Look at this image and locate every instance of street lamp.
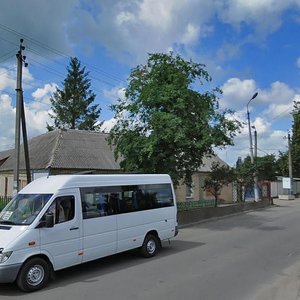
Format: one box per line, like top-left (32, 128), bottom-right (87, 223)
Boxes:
top-left (247, 92), bottom-right (259, 202)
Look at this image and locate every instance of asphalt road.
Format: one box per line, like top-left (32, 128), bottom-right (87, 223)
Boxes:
top-left (2, 199), bottom-right (300, 300)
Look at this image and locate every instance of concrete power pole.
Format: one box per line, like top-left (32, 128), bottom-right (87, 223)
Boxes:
top-left (254, 129), bottom-right (257, 158)
top-left (13, 39), bottom-right (30, 194)
top-left (288, 132), bottom-right (293, 195)
top-left (247, 92), bottom-right (259, 202)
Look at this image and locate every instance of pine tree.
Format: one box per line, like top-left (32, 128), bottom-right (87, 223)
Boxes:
top-left (47, 57), bottom-right (101, 131)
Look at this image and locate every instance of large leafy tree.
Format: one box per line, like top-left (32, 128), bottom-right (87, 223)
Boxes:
top-left (292, 101), bottom-right (300, 177)
top-left (47, 57), bottom-right (101, 131)
top-left (109, 52), bottom-right (240, 185)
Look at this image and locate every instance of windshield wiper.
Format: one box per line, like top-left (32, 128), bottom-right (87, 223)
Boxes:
top-left (0, 220), bottom-right (16, 225)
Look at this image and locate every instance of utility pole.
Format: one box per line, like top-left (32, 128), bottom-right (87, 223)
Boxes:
top-left (13, 39), bottom-right (30, 194)
top-left (254, 127), bottom-right (257, 158)
top-left (288, 132), bottom-right (293, 195)
top-left (21, 92), bottom-right (31, 184)
top-left (247, 92), bottom-right (259, 202)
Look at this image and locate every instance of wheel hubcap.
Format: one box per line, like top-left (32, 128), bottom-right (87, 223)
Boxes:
top-left (147, 239), bottom-right (156, 254)
top-left (26, 265), bottom-right (44, 286)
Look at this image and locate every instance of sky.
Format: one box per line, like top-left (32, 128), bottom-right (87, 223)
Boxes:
top-left (0, 0), bottom-right (300, 167)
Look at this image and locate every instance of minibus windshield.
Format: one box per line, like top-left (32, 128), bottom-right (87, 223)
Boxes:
top-left (0, 194), bottom-right (53, 225)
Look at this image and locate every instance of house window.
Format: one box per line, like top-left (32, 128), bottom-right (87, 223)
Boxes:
top-left (186, 184), bottom-right (194, 199)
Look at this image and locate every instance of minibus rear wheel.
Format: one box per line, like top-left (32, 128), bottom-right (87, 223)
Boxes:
top-left (16, 257), bottom-right (50, 292)
top-left (140, 234), bottom-right (159, 258)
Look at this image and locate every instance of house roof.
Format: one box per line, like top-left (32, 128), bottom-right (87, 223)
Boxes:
top-left (0, 129), bottom-right (227, 174)
top-left (0, 129), bottom-right (120, 172)
top-left (198, 153), bottom-right (228, 172)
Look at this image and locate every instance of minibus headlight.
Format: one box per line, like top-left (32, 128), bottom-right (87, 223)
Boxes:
top-left (0, 251), bottom-right (13, 263)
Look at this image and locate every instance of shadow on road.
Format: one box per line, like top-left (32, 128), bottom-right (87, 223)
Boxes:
top-left (0, 239), bottom-right (204, 296)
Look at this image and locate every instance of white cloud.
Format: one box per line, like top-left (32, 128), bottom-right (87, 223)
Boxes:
top-left (220, 78), bottom-right (257, 110)
top-left (216, 77), bottom-right (297, 166)
top-left (220, 78), bottom-right (296, 117)
top-left (0, 67), bottom-right (17, 90)
top-left (215, 126), bottom-right (288, 167)
top-left (0, 0), bottom-right (298, 67)
top-left (103, 86), bottom-right (126, 104)
top-left (258, 81), bottom-right (295, 105)
top-left (0, 0), bottom-right (78, 59)
top-left (0, 94), bottom-right (15, 150)
top-left (180, 23), bottom-right (201, 45)
top-left (139, 0), bottom-right (174, 31)
top-left (70, 0), bottom-right (216, 63)
top-left (215, 0), bottom-right (299, 37)
top-left (0, 82), bottom-right (56, 151)
top-left (115, 11), bottom-right (136, 26)
top-left (100, 118), bottom-right (117, 133)
top-left (31, 83), bottom-right (57, 103)
top-left (263, 103), bottom-right (294, 119)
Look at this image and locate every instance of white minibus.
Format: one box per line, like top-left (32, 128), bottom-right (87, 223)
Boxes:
top-left (0, 174), bottom-right (178, 292)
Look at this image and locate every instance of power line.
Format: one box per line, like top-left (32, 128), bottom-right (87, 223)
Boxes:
top-left (0, 49), bottom-right (17, 64)
top-left (0, 23), bottom-right (126, 85)
top-left (0, 66), bottom-right (16, 77)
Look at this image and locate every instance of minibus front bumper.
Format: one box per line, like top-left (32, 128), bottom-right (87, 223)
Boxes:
top-left (0, 263), bottom-right (22, 283)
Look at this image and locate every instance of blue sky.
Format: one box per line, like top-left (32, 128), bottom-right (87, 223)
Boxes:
top-left (0, 0), bottom-right (300, 166)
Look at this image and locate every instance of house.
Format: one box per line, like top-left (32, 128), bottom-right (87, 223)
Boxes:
top-left (0, 129), bottom-right (121, 196)
top-left (0, 129), bottom-right (233, 203)
top-left (175, 155), bottom-right (233, 203)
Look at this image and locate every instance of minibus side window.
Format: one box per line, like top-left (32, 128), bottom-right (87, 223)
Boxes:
top-left (137, 184), bottom-right (174, 209)
top-left (80, 188), bottom-right (119, 219)
top-left (80, 184), bottom-right (174, 217)
top-left (47, 196), bottom-right (75, 224)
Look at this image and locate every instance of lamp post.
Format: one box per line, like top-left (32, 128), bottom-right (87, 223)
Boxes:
top-left (247, 92), bottom-right (259, 202)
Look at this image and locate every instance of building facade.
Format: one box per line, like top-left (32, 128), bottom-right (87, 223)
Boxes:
top-left (0, 129), bottom-right (233, 203)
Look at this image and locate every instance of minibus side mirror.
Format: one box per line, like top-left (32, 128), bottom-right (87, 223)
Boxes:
top-left (45, 212), bottom-right (54, 228)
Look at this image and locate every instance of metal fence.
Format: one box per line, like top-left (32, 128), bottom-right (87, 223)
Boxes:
top-left (0, 196), bottom-right (12, 211)
top-left (177, 200), bottom-right (215, 211)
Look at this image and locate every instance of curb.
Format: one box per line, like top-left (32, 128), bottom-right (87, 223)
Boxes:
top-left (178, 202), bottom-right (276, 228)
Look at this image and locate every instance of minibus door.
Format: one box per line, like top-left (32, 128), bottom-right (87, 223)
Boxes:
top-left (39, 194), bottom-right (82, 270)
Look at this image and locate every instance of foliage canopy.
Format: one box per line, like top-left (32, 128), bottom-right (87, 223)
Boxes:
top-left (109, 53), bottom-right (240, 185)
top-left (203, 161), bottom-right (236, 207)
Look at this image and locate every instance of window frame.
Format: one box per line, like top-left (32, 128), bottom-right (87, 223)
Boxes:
top-left (80, 183), bottom-right (174, 219)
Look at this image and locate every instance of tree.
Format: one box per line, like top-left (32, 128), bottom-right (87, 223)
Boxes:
top-left (236, 154), bottom-right (277, 201)
top-left (235, 156), bottom-right (255, 199)
top-left (255, 154), bottom-right (277, 182)
top-left (275, 151), bottom-right (288, 177)
top-left (47, 57), bottom-right (101, 131)
top-left (203, 161), bottom-right (236, 207)
top-left (292, 101), bottom-right (300, 177)
top-left (108, 52), bottom-right (240, 185)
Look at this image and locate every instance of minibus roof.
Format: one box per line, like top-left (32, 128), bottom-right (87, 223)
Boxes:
top-left (19, 174), bottom-right (173, 194)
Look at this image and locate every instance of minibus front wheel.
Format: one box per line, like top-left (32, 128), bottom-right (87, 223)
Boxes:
top-left (16, 257), bottom-right (50, 292)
